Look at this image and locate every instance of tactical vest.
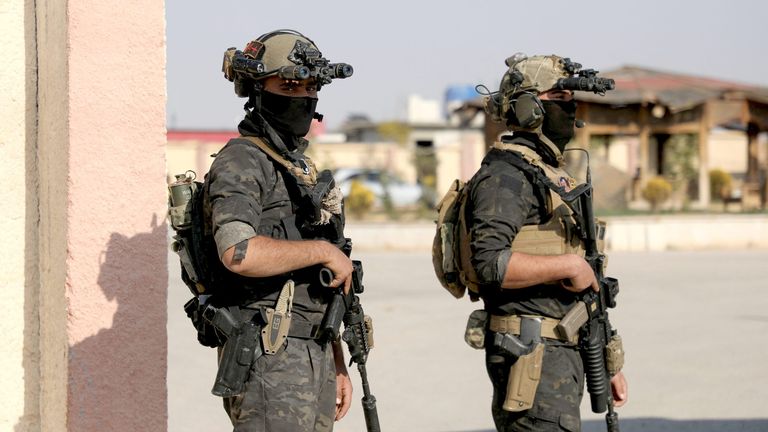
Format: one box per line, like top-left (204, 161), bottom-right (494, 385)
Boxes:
top-left (436, 141), bottom-right (606, 299)
top-left (491, 141), bottom-right (603, 258)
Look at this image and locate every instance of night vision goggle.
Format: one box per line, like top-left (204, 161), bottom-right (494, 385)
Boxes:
top-left (556, 58), bottom-right (615, 95)
top-left (222, 44), bottom-right (353, 88)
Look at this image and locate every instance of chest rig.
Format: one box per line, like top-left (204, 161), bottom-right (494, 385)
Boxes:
top-left (237, 136), bottom-right (345, 245)
top-left (490, 141), bottom-right (606, 260)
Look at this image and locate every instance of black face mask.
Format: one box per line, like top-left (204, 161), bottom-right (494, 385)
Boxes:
top-left (541, 100), bottom-right (577, 151)
top-left (260, 91), bottom-right (318, 137)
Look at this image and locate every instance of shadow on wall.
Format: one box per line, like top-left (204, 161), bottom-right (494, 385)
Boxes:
top-left (58, 221), bottom-right (167, 430)
top-left (454, 418), bottom-right (768, 432)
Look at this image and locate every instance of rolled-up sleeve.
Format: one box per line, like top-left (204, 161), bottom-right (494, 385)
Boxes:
top-left (469, 162), bottom-right (531, 285)
top-left (206, 141), bottom-right (275, 258)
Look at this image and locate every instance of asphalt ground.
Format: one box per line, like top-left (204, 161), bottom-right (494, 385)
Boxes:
top-left (168, 250), bottom-right (768, 432)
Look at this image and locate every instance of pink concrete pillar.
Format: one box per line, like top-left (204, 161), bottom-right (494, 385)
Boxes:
top-left (35, 0), bottom-right (168, 430)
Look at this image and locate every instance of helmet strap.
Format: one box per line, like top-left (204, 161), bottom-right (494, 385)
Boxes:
top-left (244, 82), bottom-right (264, 113)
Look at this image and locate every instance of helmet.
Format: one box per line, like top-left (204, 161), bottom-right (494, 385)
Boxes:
top-left (484, 53), bottom-right (614, 130)
top-left (484, 54), bottom-right (569, 130)
top-left (223, 29), bottom-right (353, 97)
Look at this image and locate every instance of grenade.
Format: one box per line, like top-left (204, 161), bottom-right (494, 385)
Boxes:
top-left (168, 171), bottom-right (197, 231)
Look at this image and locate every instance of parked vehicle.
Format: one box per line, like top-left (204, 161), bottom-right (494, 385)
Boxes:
top-left (334, 168), bottom-right (424, 207)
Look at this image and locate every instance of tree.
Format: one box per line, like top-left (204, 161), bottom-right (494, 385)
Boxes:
top-left (641, 176), bottom-right (673, 212)
top-left (345, 180), bottom-right (375, 219)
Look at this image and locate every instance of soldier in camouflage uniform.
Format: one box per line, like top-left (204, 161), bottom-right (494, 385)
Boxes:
top-left (203, 30), bottom-right (354, 432)
top-left (465, 55), bottom-right (628, 431)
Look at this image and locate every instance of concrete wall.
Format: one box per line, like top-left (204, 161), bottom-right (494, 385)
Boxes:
top-left (167, 136), bottom-right (422, 185)
top-left (432, 130), bottom-right (485, 194)
top-left (0, 0), bottom-right (39, 429)
top-left (166, 138), bottom-right (224, 182)
top-left (709, 129), bottom-right (748, 175)
top-left (310, 141), bottom-right (418, 182)
top-left (1, 0), bottom-right (168, 430)
top-left (345, 216), bottom-right (768, 252)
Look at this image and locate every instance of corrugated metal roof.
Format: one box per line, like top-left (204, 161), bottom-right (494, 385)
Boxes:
top-left (576, 66), bottom-right (768, 111)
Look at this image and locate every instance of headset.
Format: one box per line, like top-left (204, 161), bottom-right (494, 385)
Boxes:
top-left (506, 91), bottom-right (546, 129)
top-left (481, 68), bottom-right (545, 130)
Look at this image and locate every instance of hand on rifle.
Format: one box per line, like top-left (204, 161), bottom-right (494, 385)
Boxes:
top-left (321, 242), bottom-right (353, 294)
top-left (560, 255), bottom-right (599, 293)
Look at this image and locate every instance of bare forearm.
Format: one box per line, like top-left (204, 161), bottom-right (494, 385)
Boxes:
top-left (501, 252), bottom-right (582, 289)
top-left (221, 236), bottom-right (331, 277)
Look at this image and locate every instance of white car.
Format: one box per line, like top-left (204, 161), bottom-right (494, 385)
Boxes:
top-left (333, 168), bottom-right (424, 207)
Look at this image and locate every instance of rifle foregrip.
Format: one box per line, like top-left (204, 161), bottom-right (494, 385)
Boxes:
top-left (558, 301), bottom-right (588, 341)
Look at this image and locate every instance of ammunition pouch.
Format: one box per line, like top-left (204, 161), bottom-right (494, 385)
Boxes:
top-left (605, 334), bottom-right (625, 375)
top-left (464, 309), bottom-right (489, 350)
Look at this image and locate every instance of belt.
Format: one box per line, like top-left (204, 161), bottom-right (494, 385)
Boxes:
top-left (288, 319), bottom-right (323, 340)
top-left (489, 314), bottom-right (577, 344)
top-left (244, 302), bottom-right (323, 340)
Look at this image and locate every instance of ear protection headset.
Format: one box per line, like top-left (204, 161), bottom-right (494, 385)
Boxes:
top-left (482, 64), bottom-right (548, 130)
top-left (506, 91), bottom-right (545, 129)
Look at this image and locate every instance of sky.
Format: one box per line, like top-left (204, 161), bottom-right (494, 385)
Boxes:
top-left (167, 0), bottom-right (768, 131)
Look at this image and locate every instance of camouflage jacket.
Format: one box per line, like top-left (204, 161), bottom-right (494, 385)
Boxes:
top-left (202, 126), bottom-right (336, 324)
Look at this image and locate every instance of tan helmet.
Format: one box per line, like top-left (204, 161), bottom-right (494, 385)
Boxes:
top-left (484, 53), bottom-right (614, 130)
top-left (484, 54), bottom-right (569, 129)
top-left (222, 29), bottom-right (353, 97)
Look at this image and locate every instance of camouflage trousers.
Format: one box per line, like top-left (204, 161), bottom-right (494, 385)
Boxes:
top-left (486, 342), bottom-right (584, 432)
top-left (223, 337), bottom-right (337, 432)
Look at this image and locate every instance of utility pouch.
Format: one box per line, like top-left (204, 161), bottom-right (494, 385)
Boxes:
top-left (364, 315), bottom-right (375, 349)
top-left (606, 334), bottom-right (625, 375)
top-left (464, 309), bottom-right (488, 350)
top-left (503, 342), bottom-right (544, 412)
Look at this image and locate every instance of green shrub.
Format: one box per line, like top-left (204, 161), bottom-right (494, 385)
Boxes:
top-left (641, 176), bottom-right (673, 212)
top-left (345, 180), bottom-right (375, 218)
top-left (709, 169), bottom-right (732, 201)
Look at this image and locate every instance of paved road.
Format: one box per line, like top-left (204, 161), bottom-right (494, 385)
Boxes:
top-left (168, 250), bottom-right (768, 431)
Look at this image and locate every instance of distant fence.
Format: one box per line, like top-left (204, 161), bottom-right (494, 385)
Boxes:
top-left (346, 215), bottom-right (768, 252)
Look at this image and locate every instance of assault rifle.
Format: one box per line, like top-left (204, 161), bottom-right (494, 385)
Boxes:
top-left (557, 150), bottom-right (621, 432)
top-left (319, 261), bottom-right (381, 432)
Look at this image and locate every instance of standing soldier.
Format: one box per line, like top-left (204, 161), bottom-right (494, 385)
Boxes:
top-left (185, 29), bottom-right (356, 432)
top-left (435, 54), bottom-right (628, 431)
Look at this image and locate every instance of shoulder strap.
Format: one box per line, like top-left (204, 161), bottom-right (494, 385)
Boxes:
top-left (238, 136), bottom-right (344, 244)
top-left (239, 136), bottom-right (318, 186)
top-left (489, 144), bottom-right (573, 202)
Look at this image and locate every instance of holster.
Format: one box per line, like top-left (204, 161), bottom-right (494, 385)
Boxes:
top-left (206, 306), bottom-right (265, 398)
top-left (503, 342), bottom-right (544, 412)
top-left (493, 316), bottom-right (545, 412)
